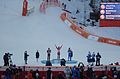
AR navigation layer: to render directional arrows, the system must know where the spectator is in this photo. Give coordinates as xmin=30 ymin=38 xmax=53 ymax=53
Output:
xmin=27 ymin=70 xmax=33 ymax=79
xmin=118 ymin=71 xmax=120 ymax=79
xmin=79 ymin=66 xmax=84 ymax=79
xmin=36 ymin=50 xmax=40 ymax=62
xmin=78 ymin=62 xmax=84 ymax=67
xmin=97 ymin=71 xmax=108 ymax=79
xmin=86 ymin=66 xmax=94 ymax=79
xmin=111 ymin=67 xmax=118 ymax=79
xmin=16 ymin=67 xmax=23 ymax=79
xmin=4 ymin=68 xmax=12 ymax=79
xmin=46 ymin=68 xmax=52 ymax=79
xmin=91 ymin=52 xmax=95 ymax=66
xmin=75 ymin=67 xmax=80 ymax=79
xmin=71 ymin=65 xmax=80 ymax=79
xmin=10 ymin=64 xmax=18 ymax=79
xmin=24 ymin=51 xmax=29 ymax=64
xmin=34 ymin=69 xmax=40 ymax=79
xmin=71 ymin=66 xmax=76 ymax=78
xmin=96 ymin=52 xmax=101 ymax=66
xmin=86 ymin=51 xmax=92 ymax=66
xmin=64 ymin=66 xmax=71 ymax=79
xmin=56 ymin=72 xmax=65 ymax=79
xmin=78 ymin=63 xmax=84 ymax=79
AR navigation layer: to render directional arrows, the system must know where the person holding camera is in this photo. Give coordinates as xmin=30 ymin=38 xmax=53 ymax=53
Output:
xmin=3 ymin=53 xmax=9 ymax=66
xmin=3 ymin=52 xmax=13 ymax=66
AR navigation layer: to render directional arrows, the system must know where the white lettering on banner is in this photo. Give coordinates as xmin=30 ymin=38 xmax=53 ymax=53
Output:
xmin=25 ymin=67 xmax=65 ymax=71
xmin=88 ymin=35 xmax=99 ymax=41
xmin=64 ymin=20 xmax=72 ymax=27
xmin=1 ymin=66 xmax=120 ymax=71
xmin=92 ymin=66 xmax=106 ymax=71
xmin=108 ymin=40 xmax=117 ymax=44
xmin=106 ymin=10 xmax=117 ymax=14
xmin=106 ymin=15 xmax=120 ymax=19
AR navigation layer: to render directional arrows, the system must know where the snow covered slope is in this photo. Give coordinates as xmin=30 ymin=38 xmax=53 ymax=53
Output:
xmin=61 ymin=0 xmax=120 ymax=40
xmin=0 ymin=0 xmax=120 ymax=66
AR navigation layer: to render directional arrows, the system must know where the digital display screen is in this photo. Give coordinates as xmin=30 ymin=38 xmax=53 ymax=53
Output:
xmin=100 ymin=3 xmax=120 ymax=20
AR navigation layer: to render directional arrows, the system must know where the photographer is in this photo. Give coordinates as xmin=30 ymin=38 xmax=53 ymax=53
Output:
xmin=3 ymin=53 xmax=9 ymax=66
xmin=3 ymin=53 xmax=13 ymax=66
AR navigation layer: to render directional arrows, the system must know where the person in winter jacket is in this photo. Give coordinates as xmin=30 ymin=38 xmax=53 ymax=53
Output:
xmin=56 ymin=72 xmax=66 ymax=79
xmin=86 ymin=51 xmax=92 ymax=66
xmin=68 ymin=48 xmax=73 ymax=61
xmin=86 ymin=66 xmax=94 ymax=79
xmin=60 ymin=58 xmax=66 ymax=66
xmin=71 ymin=66 xmax=80 ymax=79
xmin=34 ymin=69 xmax=40 ymax=79
xmin=64 ymin=66 xmax=71 ymax=79
xmin=96 ymin=52 xmax=101 ymax=66
xmin=36 ymin=50 xmax=39 ymax=62
xmin=24 ymin=51 xmax=29 ymax=64
xmin=46 ymin=68 xmax=52 ymax=79
xmin=4 ymin=68 xmax=12 ymax=79
xmin=47 ymin=48 xmax=51 ymax=61
xmin=91 ymin=52 xmax=95 ymax=66
xmin=3 ymin=53 xmax=9 ymax=66
xmin=27 ymin=70 xmax=33 ymax=79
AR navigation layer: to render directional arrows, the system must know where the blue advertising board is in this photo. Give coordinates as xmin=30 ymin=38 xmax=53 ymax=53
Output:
xmin=100 ymin=3 xmax=120 ymax=20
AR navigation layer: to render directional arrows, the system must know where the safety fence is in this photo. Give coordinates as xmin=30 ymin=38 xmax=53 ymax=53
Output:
xmin=60 ymin=12 xmax=120 ymax=46
xmin=40 ymin=0 xmax=61 ymax=13
xmin=24 ymin=0 xmax=120 ymax=46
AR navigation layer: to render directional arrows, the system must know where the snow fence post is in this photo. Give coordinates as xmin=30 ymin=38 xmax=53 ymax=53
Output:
xmin=22 ymin=0 xmax=28 ymax=16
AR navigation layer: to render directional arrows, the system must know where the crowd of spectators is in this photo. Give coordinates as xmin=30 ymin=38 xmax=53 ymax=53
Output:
xmin=3 ymin=64 xmax=23 ymax=79
xmin=1 ymin=62 xmax=120 ymax=79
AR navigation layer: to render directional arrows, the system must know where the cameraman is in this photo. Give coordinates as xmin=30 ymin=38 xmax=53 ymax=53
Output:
xmin=3 ymin=53 xmax=9 ymax=66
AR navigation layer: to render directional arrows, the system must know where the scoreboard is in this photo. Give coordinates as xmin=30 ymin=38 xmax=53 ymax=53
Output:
xmin=100 ymin=2 xmax=120 ymax=20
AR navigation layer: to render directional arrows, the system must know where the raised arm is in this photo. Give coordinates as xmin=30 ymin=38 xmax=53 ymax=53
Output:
xmin=55 ymin=44 xmax=58 ymax=49
xmin=60 ymin=44 xmax=63 ymax=49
